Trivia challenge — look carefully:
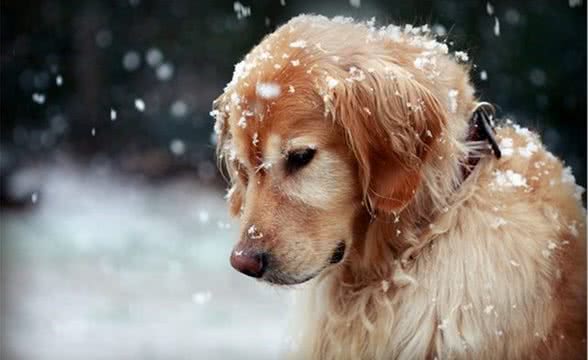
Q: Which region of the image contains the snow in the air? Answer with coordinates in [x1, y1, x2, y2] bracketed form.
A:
[31, 192, 38, 203]
[569, 0, 583, 7]
[170, 100, 188, 117]
[350, 0, 361, 8]
[32, 93, 46, 104]
[169, 139, 186, 156]
[123, 51, 141, 71]
[198, 210, 210, 223]
[486, 2, 494, 15]
[110, 108, 117, 121]
[256, 82, 281, 99]
[56, 75, 63, 86]
[146, 47, 163, 67]
[156, 62, 174, 81]
[192, 291, 212, 305]
[480, 70, 488, 80]
[134, 98, 146, 111]
[233, 2, 251, 19]
[493, 17, 500, 36]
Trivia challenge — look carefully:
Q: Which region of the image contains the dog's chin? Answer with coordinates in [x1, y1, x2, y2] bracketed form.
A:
[262, 241, 347, 286]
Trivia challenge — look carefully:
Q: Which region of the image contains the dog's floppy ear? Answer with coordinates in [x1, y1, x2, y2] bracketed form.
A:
[324, 62, 446, 214]
[212, 94, 244, 217]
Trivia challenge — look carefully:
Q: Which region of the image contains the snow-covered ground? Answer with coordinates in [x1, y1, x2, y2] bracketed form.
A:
[1, 162, 295, 359]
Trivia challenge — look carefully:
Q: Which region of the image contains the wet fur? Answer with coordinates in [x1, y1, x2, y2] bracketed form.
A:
[213, 15, 587, 359]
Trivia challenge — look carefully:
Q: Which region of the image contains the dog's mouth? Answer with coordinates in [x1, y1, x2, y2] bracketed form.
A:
[263, 241, 347, 286]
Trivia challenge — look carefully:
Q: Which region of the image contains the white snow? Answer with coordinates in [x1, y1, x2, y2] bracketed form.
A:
[156, 62, 174, 81]
[492, 169, 528, 189]
[122, 51, 141, 71]
[289, 40, 307, 48]
[484, 305, 494, 314]
[499, 138, 514, 156]
[169, 139, 186, 156]
[91, 128, 96, 136]
[518, 141, 539, 158]
[480, 70, 488, 80]
[448, 89, 459, 113]
[290, 59, 300, 66]
[569, 0, 583, 7]
[493, 17, 500, 36]
[170, 100, 188, 117]
[233, 2, 251, 19]
[256, 82, 281, 99]
[325, 76, 339, 89]
[247, 224, 263, 239]
[3, 163, 290, 359]
[134, 98, 145, 112]
[56, 75, 63, 86]
[145, 48, 163, 67]
[31, 192, 38, 204]
[454, 51, 469, 62]
[32, 93, 46, 104]
[349, 0, 361, 8]
[110, 108, 117, 121]
[486, 2, 494, 15]
[191, 291, 212, 305]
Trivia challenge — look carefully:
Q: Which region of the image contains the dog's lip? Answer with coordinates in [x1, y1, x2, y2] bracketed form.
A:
[261, 241, 347, 286]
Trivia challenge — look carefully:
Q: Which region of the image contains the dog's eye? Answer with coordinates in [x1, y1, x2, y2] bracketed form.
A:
[286, 148, 316, 174]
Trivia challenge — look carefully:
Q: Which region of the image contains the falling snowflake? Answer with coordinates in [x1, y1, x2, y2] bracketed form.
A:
[32, 93, 46, 104]
[134, 98, 145, 112]
[233, 2, 251, 19]
[493, 17, 500, 36]
[110, 108, 117, 121]
[192, 291, 212, 305]
[169, 139, 186, 156]
[56, 75, 63, 86]
[480, 70, 488, 81]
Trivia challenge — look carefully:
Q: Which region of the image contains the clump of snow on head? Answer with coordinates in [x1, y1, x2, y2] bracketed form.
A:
[256, 82, 281, 99]
[289, 40, 307, 48]
[492, 169, 528, 190]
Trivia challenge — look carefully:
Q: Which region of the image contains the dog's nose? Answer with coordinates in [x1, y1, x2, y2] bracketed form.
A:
[230, 250, 267, 278]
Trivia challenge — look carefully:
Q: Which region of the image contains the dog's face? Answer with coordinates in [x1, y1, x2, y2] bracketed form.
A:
[213, 16, 458, 285]
[214, 73, 364, 285]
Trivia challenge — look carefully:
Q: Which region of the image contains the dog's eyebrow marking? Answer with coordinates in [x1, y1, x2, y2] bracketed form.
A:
[287, 136, 318, 151]
[259, 134, 282, 171]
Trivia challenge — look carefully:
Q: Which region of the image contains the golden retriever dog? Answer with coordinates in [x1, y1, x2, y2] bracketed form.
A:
[211, 15, 587, 359]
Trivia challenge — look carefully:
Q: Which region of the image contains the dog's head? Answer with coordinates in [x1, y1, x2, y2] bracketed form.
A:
[213, 16, 472, 285]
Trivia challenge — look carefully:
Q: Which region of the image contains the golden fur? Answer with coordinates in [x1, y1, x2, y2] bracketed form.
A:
[212, 15, 587, 359]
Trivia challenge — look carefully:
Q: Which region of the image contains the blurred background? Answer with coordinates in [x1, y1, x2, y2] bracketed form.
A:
[0, 0, 586, 359]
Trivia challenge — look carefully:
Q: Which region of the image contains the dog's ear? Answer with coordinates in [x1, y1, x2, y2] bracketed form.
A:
[212, 94, 245, 217]
[324, 62, 446, 213]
